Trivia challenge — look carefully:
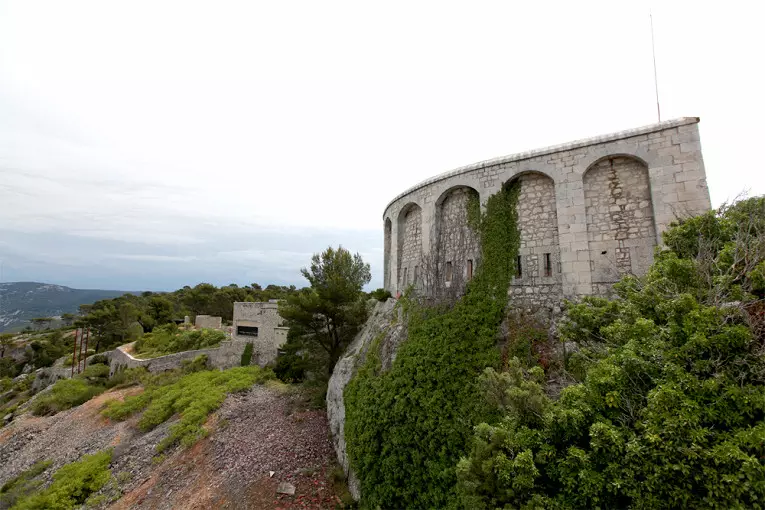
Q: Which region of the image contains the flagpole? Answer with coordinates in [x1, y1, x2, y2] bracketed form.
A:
[650, 10, 661, 123]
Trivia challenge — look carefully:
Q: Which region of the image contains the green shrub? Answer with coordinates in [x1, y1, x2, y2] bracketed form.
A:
[369, 288, 392, 302]
[105, 366, 147, 389]
[0, 460, 51, 508]
[456, 196, 765, 509]
[133, 325, 225, 359]
[32, 379, 103, 416]
[344, 181, 521, 508]
[240, 343, 253, 367]
[273, 340, 308, 382]
[102, 365, 274, 451]
[88, 354, 109, 366]
[181, 354, 209, 373]
[11, 450, 112, 509]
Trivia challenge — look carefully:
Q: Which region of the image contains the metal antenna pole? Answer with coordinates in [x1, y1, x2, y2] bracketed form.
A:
[650, 10, 661, 123]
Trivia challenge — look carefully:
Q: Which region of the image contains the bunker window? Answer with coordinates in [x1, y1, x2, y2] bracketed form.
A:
[446, 261, 453, 282]
[544, 253, 552, 277]
[237, 326, 259, 337]
[467, 259, 473, 280]
[516, 256, 522, 278]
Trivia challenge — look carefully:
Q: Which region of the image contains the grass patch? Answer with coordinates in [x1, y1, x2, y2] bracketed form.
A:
[11, 450, 112, 510]
[132, 324, 225, 359]
[102, 365, 274, 451]
[0, 460, 51, 508]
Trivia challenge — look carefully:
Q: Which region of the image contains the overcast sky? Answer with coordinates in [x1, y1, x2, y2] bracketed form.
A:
[1, 1, 763, 291]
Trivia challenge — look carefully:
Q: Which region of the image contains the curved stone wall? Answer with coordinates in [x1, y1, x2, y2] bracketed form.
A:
[382, 117, 712, 308]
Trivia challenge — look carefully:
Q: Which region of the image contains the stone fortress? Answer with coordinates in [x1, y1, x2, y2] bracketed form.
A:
[382, 117, 711, 312]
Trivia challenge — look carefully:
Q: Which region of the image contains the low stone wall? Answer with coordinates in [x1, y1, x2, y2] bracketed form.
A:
[107, 340, 248, 375]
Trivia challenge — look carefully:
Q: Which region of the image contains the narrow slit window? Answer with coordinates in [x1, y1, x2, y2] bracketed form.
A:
[446, 261, 453, 282]
[414, 265, 419, 283]
[544, 253, 552, 277]
[403, 267, 408, 286]
[467, 259, 473, 280]
[516, 256, 522, 278]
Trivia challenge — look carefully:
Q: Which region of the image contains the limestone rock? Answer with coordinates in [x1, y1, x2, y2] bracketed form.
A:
[326, 298, 405, 501]
[276, 481, 295, 495]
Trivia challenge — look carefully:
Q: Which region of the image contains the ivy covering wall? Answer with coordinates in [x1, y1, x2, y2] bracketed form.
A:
[344, 181, 522, 508]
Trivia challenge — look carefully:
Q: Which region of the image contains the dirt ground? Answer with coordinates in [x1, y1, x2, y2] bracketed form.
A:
[0, 382, 344, 509]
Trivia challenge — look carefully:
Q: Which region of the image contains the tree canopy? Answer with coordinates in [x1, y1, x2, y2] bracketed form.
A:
[279, 246, 371, 376]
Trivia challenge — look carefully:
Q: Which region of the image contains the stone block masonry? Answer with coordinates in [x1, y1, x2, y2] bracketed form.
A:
[382, 117, 712, 312]
[232, 301, 289, 366]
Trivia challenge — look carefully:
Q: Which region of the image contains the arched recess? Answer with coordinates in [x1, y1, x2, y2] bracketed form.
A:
[396, 203, 422, 291]
[584, 155, 656, 290]
[384, 218, 392, 290]
[434, 186, 481, 290]
[505, 172, 561, 306]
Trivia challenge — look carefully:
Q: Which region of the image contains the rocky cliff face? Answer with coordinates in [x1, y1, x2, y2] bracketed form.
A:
[326, 298, 406, 500]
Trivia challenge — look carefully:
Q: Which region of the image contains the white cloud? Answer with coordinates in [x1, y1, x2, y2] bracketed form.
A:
[0, 0, 763, 289]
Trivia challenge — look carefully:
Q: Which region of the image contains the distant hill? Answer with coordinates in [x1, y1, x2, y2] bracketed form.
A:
[0, 282, 135, 332]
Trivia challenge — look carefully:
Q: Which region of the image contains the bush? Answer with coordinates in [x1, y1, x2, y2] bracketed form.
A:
[88, 354, 109, 366]
[102, 365, 274, 451]
[12, 450, 112, 509]
[0, 460, 51, 508]
[369, 288, 392, 302]
[344, 182, 521, 508]
[105, 366, 147, 389]
[31, 378, 103, 416]
[273, 340, 308, 382]
[240, 343, 253, 367]
[456, 196, 765, 509]
[133, 325, 226, 359]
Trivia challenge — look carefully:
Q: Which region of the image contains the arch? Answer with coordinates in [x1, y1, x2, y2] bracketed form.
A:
[505, 172, 561, 291]
[396, 203, 423, 292]
[578, 148, 651, 176]
[584, 155, 656, 293]
[434, 186, 481, 295]
[505, 168, 557, 188]
[435, 184, 480, 207]
[384, 218, 392, 290]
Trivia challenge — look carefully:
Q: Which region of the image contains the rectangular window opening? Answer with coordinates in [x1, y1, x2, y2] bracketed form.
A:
[403, 267, 408, 286]
[446, 261, 453, 282]
[414, 265, 419, 284]
[544, 253, 552, 277]
[467, 259, 473, 280]
[516, 256, 522, 278]
[237, 325, 259, 337]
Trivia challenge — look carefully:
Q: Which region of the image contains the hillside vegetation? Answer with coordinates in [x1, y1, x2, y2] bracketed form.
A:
[346, 196, 765, 509]
[131, 324, 226, 359]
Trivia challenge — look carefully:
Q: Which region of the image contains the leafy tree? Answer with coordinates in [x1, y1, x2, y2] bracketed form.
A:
[60, 313, 76, 327]
[279, 246, 371, 375]
[29, 317, 53, 331]
[456, 196, 765, 509]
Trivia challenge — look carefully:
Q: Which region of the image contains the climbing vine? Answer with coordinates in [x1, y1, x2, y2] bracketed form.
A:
[344, 181, 521, 509]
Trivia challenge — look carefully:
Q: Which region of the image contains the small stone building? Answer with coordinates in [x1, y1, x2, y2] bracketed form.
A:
[232, 301, 289, 366]
[194, 315, 222, 329]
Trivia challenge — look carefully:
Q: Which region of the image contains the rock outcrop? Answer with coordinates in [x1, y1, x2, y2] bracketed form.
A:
[326, 298, 406, 500]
